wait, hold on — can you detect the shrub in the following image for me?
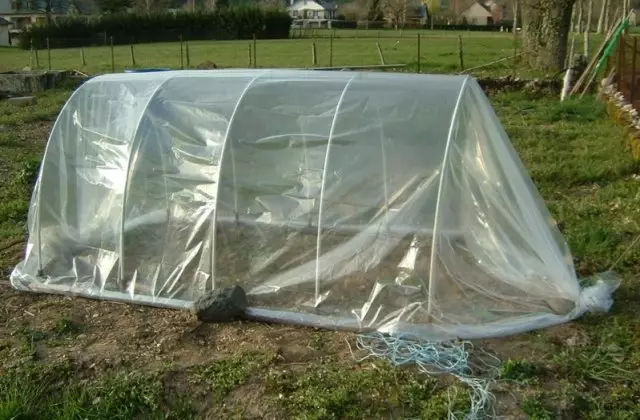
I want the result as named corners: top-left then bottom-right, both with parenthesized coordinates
top-left (19, 7), bottom-right (292, 49)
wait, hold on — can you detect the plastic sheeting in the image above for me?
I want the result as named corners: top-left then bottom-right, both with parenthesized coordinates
top-left (11, 69), bottom-right (619, 340)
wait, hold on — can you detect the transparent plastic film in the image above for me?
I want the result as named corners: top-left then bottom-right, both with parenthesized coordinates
top-left (10, 70), bottom-right (619, 339)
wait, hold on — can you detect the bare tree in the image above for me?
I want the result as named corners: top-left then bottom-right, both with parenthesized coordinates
top-left (381, 0), bottom-right (421, 29)
top-left (604, 0), bottom-right (611, 29)
top-left (586, 0), bottom-right (593, 31)
top-left (597, 0), bottom-right (608, 33)
top-left (134, 0), bottom-right (167, 13)
top-left (341, 0), bottom-right (370, 21)
top-left (512, 0), bottom-right (519, 33)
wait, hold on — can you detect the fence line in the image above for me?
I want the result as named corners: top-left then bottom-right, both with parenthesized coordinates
top-left (13, 33), bottom-right (528, 79)
top-left (607, 32), bottom-right (640, 108)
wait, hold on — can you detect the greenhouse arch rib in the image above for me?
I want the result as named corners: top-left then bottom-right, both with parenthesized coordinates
top-left (35, 82), bottom-right (88, 274)
top-left (314, 75), bottom-right (356, 306)
top-left (210, 71), bottom-right (268, 290)
top-left (119, 74), bottom-right (175, 287)
top-left (426, 75), bottom-right (470, 317)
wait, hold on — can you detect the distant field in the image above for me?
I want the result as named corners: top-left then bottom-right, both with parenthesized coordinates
top-left (0, 30), bottom-right (606, 77)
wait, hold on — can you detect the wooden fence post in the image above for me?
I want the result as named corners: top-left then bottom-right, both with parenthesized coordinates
top-left (618, 35), bottom-right (624, 91)
top-left (29, 38), bottom-right (34, 69)
top-left (312, 42), bottom-right (317, 66)
top-left (46, 37), bottom-right (51, 71)
top-left (110, 36), bottom-right (115, 73)
top-left (458, 35), bottom-right (464, 71)
top-left (417, 33), bottom-right (421, 73)
top-left (185, 40), bottom-right (190, 68)
top-left (248, 44), bottom-right (252, 67)
top-left (253, 34), bottom-right (257, 68)
top-left (130, 44), bottom-right (136, 67)
top-left (329, 32), bottom-right (333, 67)
top-left (179, 34), bottom-right (184, 69)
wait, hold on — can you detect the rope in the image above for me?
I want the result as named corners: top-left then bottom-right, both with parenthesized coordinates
top-left (354, 332), bottom-right (501, 420)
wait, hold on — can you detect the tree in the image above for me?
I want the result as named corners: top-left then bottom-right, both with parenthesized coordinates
top-left (521, 0), bottom-right (575, 72)
top-left (98, 0), bottom-right (132, 13)
top-left (133, 0), bottom-right (167, 13)
top-left (597, 0), bottom-right (608, 33)
top-left (368, 0), bottom-right (382, 21)
top-left (381, 0), bottom-right (421, 29)
top-left (340, 0), bottom-right (369, 20)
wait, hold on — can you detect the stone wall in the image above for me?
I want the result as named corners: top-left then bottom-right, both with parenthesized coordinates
top-left (600, 79), bottom-right (640, 160)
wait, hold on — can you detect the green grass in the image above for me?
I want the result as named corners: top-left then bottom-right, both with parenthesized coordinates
top-left (0, 73), bottom-right (640, 418)
top-left (0, 30), bottom-right (605, 77)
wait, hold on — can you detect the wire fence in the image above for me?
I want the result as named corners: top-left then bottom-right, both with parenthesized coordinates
top-left (607, 32), bottom-right (640, 109)
top-left (5, 32), bottom-right (532, 79)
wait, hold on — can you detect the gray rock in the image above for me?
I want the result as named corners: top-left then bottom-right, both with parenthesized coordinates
top-left (7, 96), bottom-right (37, 106)
top-left (192, 285), bottom-right (248, 323)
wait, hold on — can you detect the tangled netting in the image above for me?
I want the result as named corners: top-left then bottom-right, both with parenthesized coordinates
top-left (354, 333), bottom-right (501, 420)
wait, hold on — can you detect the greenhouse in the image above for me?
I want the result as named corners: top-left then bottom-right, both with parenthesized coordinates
top-left (11, 69), bottom-right (617, 340)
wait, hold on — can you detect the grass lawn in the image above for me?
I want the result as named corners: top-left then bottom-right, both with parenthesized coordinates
top-left (0, 76), bottom-right (639, 418)
top-left (0, 30), bottom-right (605, 77)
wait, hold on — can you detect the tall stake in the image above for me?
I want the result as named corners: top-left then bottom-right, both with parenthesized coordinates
top-left (512, 27), bottom-right (518, 77)
top-left (80, 47), bottom-right (86, 67)
top-left (376, 42), bottom-right (385, 65)
top-left (584, 30), bottom-right (590, 59)
top-left (248, 44), bottom-right (252, 67)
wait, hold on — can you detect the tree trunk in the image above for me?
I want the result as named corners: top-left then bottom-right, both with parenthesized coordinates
top-left (586, 0), bottom-right (593, 32)
top-left (604, 0), bottom-right (611, 29)
top-left (576, 0), bottom-right (583, 32)
top-left (513, 0), bottom-right (519, 33)
top-left (522, 0), bottom-right (576, 72)
top-left (597, 0), bottom-right (608, 33)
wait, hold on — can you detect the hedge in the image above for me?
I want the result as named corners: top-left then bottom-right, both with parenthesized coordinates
top-left (19, 7), bottom-right (292, 49)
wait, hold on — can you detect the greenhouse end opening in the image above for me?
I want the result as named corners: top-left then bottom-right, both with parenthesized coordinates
top-left (10, 69), bottom-right (619, 341)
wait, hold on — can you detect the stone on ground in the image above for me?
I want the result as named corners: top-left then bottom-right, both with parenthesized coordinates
top-left (191, 285), bottom-right (248, 323)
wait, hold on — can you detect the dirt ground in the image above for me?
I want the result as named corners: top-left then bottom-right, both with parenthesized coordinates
top-left (1, 90), bottom-right (639, 419)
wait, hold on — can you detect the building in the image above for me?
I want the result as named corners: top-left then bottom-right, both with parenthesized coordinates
top-left (0, 0), bottom-right (97, 39)
top-left (288, 0), bottom-right (337, 28)
top-left (459, 0), bottom-right (509, 25)
top-left (0, 16), bottom-right (9, 46)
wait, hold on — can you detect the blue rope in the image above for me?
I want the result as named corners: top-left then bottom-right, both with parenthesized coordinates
top-left (354, 332), bottom-right (500, 420)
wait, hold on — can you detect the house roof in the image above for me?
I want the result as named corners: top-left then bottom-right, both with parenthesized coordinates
top-left (461, 1), bottom-right (493, 16)
top-left (289, 0), bottom-right (336, 11)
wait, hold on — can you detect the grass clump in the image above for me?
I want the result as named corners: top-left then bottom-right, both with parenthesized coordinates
top-left (0, 362), bottom-right (195, 420)
top-left (191, 353), bottom-right (270, 401)
top-left (500, 359), bottom-right (542, 384)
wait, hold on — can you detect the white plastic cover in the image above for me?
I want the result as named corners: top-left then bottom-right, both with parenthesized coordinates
top-left (11, 69), bottom-right (618, 340)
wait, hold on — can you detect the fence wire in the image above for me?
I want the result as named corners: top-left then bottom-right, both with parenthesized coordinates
top-left (608, 33), bottom-right (640, 109)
